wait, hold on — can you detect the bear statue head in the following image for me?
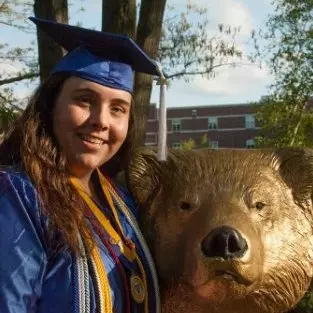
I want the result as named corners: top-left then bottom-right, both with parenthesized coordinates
top-left (126, 148), bottom-right (313, 313)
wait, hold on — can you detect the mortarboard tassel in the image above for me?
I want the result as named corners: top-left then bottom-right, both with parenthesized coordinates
top-left (155, 63), bottom-right (168, 161)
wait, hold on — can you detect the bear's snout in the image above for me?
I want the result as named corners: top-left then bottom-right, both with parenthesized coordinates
top-left (201, 226), bottom-right (248, 260)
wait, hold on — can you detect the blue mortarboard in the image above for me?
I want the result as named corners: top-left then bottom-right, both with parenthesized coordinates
top-left (29, 17), bottom-right (160, 93)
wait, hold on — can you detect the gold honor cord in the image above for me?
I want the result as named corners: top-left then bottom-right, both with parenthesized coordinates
top-left (95, 172), bottom-right (149, 310)
top-left (71, 172), bottom-right (149, 312)
top-left (71, 177), bottom-right (136, 262)
top-left (105, 180), bottom-right (149, 312)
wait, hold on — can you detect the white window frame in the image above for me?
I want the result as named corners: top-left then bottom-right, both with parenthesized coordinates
top-left (191, 109), bottom-right (197, 117)
top-left (172, 142), bottom-right (182, 149)
top-left (209, 141), bottom-right (219, 149)
top-left (172, 119), bottom-right (181, 132)
top-left (245, 115), bottom-right (255, 129)
top-left (246, 139), bottom-right (255, 149)
top-left (208, 116), bottom-right (218, 129)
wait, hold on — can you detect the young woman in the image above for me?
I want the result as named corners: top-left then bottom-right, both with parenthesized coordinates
top-left (0, 17), bottom-right (161, 313)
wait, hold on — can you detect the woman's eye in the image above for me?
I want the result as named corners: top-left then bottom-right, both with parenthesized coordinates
top-left (80, 97), bottom-right (91, 104)
top-left (111, 106), bottom-right (125, 114)
top-left (74, 96), bottom-right (92, 106)
top-left (254, 201), bottom-right (266, 210)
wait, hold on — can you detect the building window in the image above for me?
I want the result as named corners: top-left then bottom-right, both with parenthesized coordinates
top-left (172, 143), bottom-right (181, 149)
top-left (172, 119), bottom-right (181, 132)
top-left (245, 115), bottom-right (255, 128)
top-left (144, 133), bottom-right (157, 146)
top-left (209, 141), bottom-right (219, 149)
top-left (208, 117), bottom-right (218, 129)
top-left (246, 139), bottom-right (255, 149)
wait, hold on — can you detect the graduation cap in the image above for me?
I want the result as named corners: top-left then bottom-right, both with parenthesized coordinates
top-left (30, 17), bottom-right (168, 160)
top-left (29, 16), bottom-right (162, 93)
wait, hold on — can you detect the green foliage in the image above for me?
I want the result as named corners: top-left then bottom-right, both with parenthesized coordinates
top-left (256, 0), bottom-right (313, 148)
top-left (297, 289), bottom-right (313, 312)
top-left (0, 105), bottom-right (18, 134)
top-left (0, 86), bottom-right (22, 134)
top-left (296, 291), bottom-right (313, 312)
top-left (200, 133), bottom-right (210, 148)
top-left (180, 134), bottom-right (210, 150)
top-left (265, 0), bottom-right (313, 97)
top-left (255, 96), bottom-right (313, 148)
top-left (181, 138), bottom-right (196, 150)
top-left (288, 284), bottom-right (313, 313)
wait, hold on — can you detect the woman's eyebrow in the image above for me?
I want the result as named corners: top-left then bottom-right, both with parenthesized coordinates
top-left (111, 98), bottom-right (131, 106)
top-left (73, 88), bottom-right (131, 106)
top-left (73, 88), bottom-right (96, 94)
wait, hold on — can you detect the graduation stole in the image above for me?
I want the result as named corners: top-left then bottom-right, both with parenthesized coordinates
top-left (71, 170), bottom-right (148, 313)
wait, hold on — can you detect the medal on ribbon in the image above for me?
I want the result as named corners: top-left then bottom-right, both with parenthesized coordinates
top-left (130, 274), bottom-right (145, 303)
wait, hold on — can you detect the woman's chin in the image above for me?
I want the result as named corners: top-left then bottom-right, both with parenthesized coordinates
top-left (67, 156), bottom-right (109, 177)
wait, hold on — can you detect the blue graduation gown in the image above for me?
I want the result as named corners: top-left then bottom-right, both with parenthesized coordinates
top-left (0, 169), bottom-right (158, 313)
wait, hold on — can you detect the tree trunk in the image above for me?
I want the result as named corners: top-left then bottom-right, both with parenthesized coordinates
top-left (133, 0), bottom-right (166, 145)
top-left (102, 0), bottom-right (166, 146)
top-left (289, 100), bottom-right (308, 146)
top-left (102, 0), bottom-right (136, 38)
top-left (33, 0), bottom-right (68, 81)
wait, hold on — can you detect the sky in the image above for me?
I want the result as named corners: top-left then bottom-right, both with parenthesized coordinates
top-left (1, 0), bottom-right (274, 108)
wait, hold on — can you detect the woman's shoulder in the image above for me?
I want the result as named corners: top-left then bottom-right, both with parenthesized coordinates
top-left (1, 167), bottom-right (31, 182)
top-left (0, 168), bottom-right (38, 203)
top-left (0, 168), bottom-right (45, 240)
top-left (1, 167), bottom-right (32, 182)
top-left (0, 169), bottom-right (50, 312)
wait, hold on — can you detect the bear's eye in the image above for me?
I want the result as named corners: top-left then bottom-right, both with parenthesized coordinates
top-left (179, 201), bottom-right (192, 211)
top-left (254, 201), bottom-right (266, 210)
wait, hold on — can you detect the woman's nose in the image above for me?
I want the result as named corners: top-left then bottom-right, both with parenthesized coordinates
top-left (90, 105), bottom-right (110, 130)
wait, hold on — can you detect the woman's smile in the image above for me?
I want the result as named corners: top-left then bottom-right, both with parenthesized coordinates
top-left (77, 133), bottom-right (107, 146)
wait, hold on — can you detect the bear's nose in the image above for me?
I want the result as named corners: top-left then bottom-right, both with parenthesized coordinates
top-left (201, 226), bottom-right (248, 260)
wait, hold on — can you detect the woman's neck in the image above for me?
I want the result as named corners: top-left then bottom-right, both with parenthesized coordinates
top-left (78, 175), bottom-right (93, 195)
top-left (69, 166), bottom-right (94, 194)
top-left (73, 171), bottom-right (102, 205)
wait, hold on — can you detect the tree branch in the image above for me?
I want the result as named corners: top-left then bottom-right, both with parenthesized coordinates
top-left (0, 72), bottom-right (39, 86)
top-left (0, 20), bottom-right (28, 29)
top-left (166, 62), bottom-right (256, 80)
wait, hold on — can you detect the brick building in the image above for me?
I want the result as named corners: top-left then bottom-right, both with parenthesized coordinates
top-left (145, 102), bottom-right (261, 149)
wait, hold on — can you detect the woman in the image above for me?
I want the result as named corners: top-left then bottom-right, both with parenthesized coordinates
top-left (0, 17), bottom-right (161, 313)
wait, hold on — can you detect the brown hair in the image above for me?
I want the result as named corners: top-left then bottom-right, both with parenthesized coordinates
top-left (0, 73), bottom-right (136, 252)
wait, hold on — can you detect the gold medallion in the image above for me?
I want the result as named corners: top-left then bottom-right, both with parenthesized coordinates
top-left (130, 274), bottom-right (145, 303)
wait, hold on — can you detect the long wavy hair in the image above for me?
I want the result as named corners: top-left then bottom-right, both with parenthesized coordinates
top-left (0, 73), bottom-right (136, 252)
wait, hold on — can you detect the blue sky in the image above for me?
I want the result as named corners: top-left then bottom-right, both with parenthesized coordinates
top-left (1, 0), bottom-right (274, 107)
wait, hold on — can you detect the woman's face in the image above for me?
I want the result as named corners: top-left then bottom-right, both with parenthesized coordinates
top-left (53, 76), bottom-right (131, 178)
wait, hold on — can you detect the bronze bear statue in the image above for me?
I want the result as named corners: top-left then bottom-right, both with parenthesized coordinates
top-left (126, 148), bottom-right (313, 313)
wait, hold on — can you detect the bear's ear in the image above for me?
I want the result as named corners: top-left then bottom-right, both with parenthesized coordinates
top-left (126, 148), bottom-right (164, 207)
top-left (274, 148), bottom-right (313, 205)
